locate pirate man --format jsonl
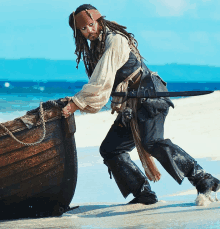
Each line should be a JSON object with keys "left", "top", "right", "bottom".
{"left": 62, "top": 4, "right": 220, "bottom": 205}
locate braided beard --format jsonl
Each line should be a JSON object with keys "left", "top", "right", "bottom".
{"left": 89, "top": 38, "right": 103, "bottom": 72}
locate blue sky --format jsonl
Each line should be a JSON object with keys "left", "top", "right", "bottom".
{"left": 0, "top": 0, "right": 220, "bottom": 66}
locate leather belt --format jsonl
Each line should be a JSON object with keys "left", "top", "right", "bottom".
{"left": 128, "top": 72, "right": 142, "bottom": 90}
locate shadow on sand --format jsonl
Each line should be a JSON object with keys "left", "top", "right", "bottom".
{"left": 65, "top": 201, "right": 220, "bottom": 218}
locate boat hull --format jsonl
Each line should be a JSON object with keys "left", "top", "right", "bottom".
{"left": 0, "top": 107, "right": 78, "bottom": 218}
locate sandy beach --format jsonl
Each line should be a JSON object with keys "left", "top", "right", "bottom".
{"left": 1, "top": 200, "right": 220, "bottom": 229}
{"left": 1, "top": 91, "right": 220, "bottom": 228}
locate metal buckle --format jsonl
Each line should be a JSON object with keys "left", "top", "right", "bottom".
{"left": 141, "top": 98, "right": 147, "bottom": 103}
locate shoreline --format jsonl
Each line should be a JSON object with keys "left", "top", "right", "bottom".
{"left": 1, "top": 200, "right": 220, "bottom": 228}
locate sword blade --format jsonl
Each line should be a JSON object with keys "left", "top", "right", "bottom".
{"left": 153, "top": 91, "right": 214, "bottom": 98}
{"left": 111, "top": 90, "right": 214, "bottom": 98}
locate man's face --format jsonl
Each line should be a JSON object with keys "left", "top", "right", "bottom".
{"left": 79, "top": 21, "right": 102, "bottom": 41}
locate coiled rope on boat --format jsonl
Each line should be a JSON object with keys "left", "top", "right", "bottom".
{"left": 0, "top": 102, "right": 46, "bottom": 146}
{"left": 0, "top": 99, "right": 66, "bottom": 146}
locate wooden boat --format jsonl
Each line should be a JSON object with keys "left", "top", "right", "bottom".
{"left": 0, "top": 101, "right": 78, "bottom": 219}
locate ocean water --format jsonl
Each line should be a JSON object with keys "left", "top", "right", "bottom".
{"left": 1, "top": 81, "right": 220, "bottom": 122}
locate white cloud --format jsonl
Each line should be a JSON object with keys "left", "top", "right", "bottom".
{"left": 138, "top": 0, "right": 220, "bottom": 19}
{"left": 147, "top": 0, "right": 196, "bottom": 17}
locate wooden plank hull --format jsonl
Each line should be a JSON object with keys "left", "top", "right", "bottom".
{"left": 0, "top": 106, "right": 78, "bottom": 218}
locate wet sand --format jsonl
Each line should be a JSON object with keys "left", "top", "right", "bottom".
{"left": 1, "top": 200, "right": 220, "bottom": 228}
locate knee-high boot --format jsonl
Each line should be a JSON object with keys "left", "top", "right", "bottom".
{"left": 144, "top": 139, "right": 205, "bottom": 184}
{"left": 145, "top": 139, "right": 220, "bottom": 196}
{"left": 104, "top": 152, "right": 158, "bottom": 205}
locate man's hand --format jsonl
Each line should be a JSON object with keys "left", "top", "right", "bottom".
{"left": 62, "top": 101, "right": 79, "bottom": 118}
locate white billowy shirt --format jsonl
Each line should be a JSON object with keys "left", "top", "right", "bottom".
{"left": 71, "top": 29, "right": 131, "bottom": 113}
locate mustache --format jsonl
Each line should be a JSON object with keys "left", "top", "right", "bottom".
{"left": 88, "top": 33, "right": 98, "bottom": 39}
{"left": 88, "top": 33, "right": 97, "bottom": 36}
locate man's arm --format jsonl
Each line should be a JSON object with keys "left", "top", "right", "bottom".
{"left": 62, "top": 32, "right": 131, "bottom": 117}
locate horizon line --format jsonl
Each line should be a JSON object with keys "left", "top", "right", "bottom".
{"left": 0, "top": 58, "right": 220, "bottom": 68}
{"left": 1, "top": 80, "right": 220, "bottom": 83}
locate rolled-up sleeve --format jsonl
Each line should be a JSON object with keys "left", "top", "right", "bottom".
{"left": 71, "top": 32, "right": 130, "bottom": 113}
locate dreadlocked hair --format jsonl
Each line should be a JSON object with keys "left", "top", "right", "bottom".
{"left": 99, "top": 18, "right": 143, "bottom": 61}
{"left": 69, "top": 6, "right": 142, "bottom": 78}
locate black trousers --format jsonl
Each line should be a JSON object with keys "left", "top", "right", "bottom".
{"left": 100, "top": 99, "right": 204, "bottom": 186}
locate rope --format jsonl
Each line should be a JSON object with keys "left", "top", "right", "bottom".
{"left": 26, "top": 99, "right": 66, "bottom": 115}
{"left": 0, "top": 102, "right": 46, "bottom": 146}
{"left": 127, "top": 98, "right": 161, "bottom": 182}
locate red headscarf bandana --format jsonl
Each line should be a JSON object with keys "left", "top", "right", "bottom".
{"left": 74, "top": 9, "right": 102, "bottom": 29}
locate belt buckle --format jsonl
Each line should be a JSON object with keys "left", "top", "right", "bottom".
{"left": 141, "top": 98, "right": 147, "bottom": 103}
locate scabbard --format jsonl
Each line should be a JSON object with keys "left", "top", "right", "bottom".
{"left": 111, "top": 90, "right": 214, "bottom": 98}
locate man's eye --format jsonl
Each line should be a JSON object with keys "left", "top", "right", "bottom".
{"left": 81, "top": 27, "right": 86, "bottom": 30}
{"left": 89, "top": 23, "right": 94, "bottom": 26}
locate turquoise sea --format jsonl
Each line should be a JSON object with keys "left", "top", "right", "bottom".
{"left": 1, "top": 80, "right": 220, "bottom": 120}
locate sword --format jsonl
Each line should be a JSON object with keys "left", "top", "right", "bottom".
{"left": 111, "top": 90, "right": 214, "bottom": 98}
